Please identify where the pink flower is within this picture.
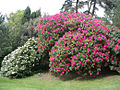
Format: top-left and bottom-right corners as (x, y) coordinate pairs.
(67, 70), (70, 72)
(103, 48), (106, 51)
(60, 38), (63, 41)
(77, 53), (80, 57)
(90, 73), (92, 75)
(93, 62), (95, 65)
(75, 47), (78, 50)
(97, 72), (99, 75)
(78, 27), (81, 31)
(37, 50), (40, 52)
(52, 58), (55, 61)
(76, 44), (79, 46)
(62, 72), (64, 74)
(104, 45), (107, 48)
(115, 30), (117, 33)
(82, 63), (84, 66)
(49, 69), (53, 72)
(72, 61), (75, 67)
(111, 27), (114, 29)
(101, 35), (106, 39)
(96, 58), (99, 61)
(97, 37), (102, 41)
(63, 46), (66, 49)
(47, 32), (50, 34)
(51, 49), (55, 52)
(50, 36), (52, 40)
(68, 46), (70, 50)
(105, 62), (108, 65)
(77, 66), (80, 68)
(79, 62), (81, 64)
(60, 73), (63, 76)
(117, 39), (120, 43)
(87, 48), (90, 52)
(72, 50), (74, 53)
(41, 30), (45, 33)
(57, 23), (61, 25)
(59, 43), (62, 45)
(112, 60), (114, 63)
(72, 55), (77, 59)
(64, 40), (67, 43)
(107, 42), (110, 46)
(83, 46), (86, 49)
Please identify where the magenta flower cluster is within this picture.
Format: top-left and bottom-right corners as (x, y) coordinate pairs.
(36, 11), (120, 77)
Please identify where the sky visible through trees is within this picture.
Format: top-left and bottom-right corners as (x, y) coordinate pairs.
(0, 0), (104, 17)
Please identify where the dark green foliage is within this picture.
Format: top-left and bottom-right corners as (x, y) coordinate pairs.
(6, 10), (39, 51)
(0, 10), (40, 68)
(31, 9), (41, 19)
(21, 6), (31, 24)
(11, 18), (39, 50)
(6, 9), (40, 52)
(0, 14), (4, 24)
(35, 9), (41, 17)
(21, 6), (41, 24)
(0, 13), (12, 67)
(31, 12), (36, 19)
(104, 0), (120, 27)
(17, 18), (39, 46)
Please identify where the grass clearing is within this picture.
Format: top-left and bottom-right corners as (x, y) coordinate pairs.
(0, 71), (120, 90)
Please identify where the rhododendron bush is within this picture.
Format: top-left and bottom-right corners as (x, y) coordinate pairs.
(36, 12), (120, 77)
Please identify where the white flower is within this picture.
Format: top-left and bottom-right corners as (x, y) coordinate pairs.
(12, 72), (16, 74)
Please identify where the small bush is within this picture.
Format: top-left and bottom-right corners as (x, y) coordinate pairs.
(1, 37), (40, 78)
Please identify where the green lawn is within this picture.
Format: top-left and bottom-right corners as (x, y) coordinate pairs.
(0, 72), (120, 90)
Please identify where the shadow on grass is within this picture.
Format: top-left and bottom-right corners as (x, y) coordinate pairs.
(52, 68), (119, 81)
(4, 66), (119, 81)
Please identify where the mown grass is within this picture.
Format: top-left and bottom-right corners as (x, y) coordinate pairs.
(0, 71), (120, 90)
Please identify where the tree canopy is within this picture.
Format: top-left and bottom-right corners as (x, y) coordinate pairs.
(61, 0), (116, 17)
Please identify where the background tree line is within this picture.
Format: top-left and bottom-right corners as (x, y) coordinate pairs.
(0, 6), (41, 67)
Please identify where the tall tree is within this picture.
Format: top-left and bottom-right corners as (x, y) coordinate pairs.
(21, 6), (31, 24)
(31, 9), (41, 19)
(6, 10), (39, 50)
(6, 10), (24, 49)
(75, 0), (79, 13)
(16, 18), (39, 47)
(89, 0), (115, 16)
(6, 10), (24, 30)
(61, 0), (73, 12)
(61, 0), (115, 17)
(104, 0), (120, 27)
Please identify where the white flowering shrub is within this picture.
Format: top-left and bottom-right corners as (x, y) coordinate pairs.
(1, 37), (40, 78)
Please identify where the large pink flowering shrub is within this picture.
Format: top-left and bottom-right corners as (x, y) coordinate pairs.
(36, 12), (120, 77)
(36, 12), (88, 59)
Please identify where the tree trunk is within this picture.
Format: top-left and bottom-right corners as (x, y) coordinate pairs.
(76, 0), (79, 13)
(92, 0), (97, 17)
(88, 0), (93, 15)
